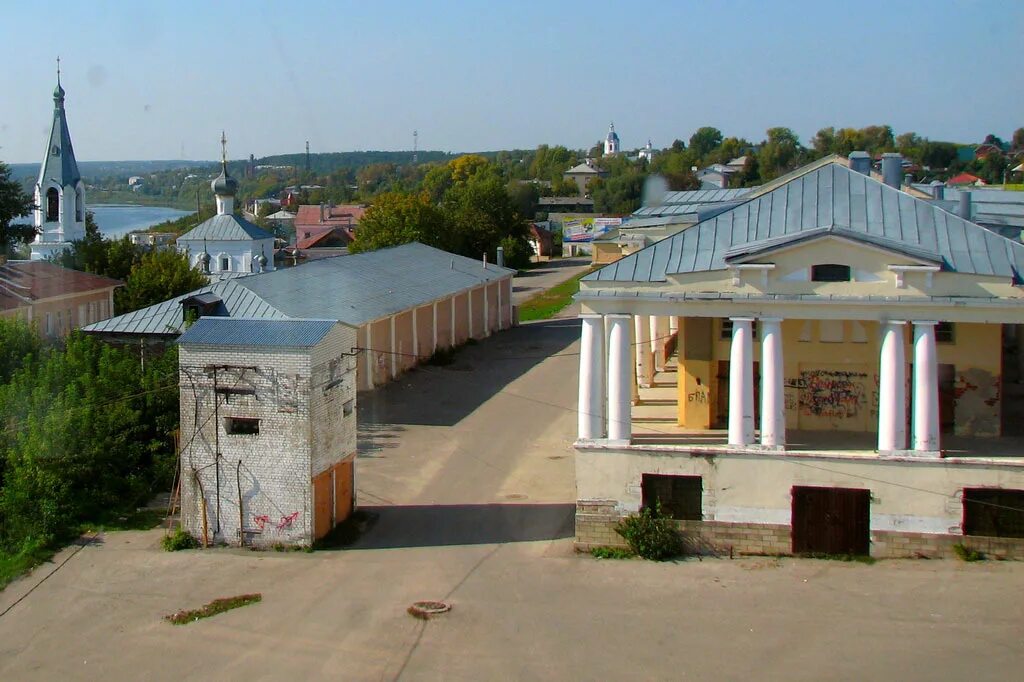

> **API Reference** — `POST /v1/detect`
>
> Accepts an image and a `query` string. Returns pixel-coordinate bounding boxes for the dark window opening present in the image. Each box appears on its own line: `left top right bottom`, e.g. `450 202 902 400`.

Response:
963 488 1024 538
935 321 954 344
46 187 59 222
220 256 230 271
225 417 260 435
75 189 83 222
811 264 851 282
721 319 759 340
641 474 702 520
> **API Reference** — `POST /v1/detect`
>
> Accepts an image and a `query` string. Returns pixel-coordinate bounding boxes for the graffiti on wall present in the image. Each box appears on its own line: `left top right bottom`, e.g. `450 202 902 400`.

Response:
796 369 868 419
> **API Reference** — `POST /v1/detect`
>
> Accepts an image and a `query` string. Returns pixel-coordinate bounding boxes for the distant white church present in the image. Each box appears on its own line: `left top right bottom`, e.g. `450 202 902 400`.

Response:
604 123 620 156
176 133 275 281
30 69 85 261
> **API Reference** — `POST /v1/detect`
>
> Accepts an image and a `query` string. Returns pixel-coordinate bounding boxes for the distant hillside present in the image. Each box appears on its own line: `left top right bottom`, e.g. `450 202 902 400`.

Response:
257 150 454 174
7 160 214 185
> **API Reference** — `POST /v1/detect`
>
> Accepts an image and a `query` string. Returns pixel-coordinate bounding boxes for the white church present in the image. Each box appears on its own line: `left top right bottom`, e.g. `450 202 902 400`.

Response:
176 134 275 281
30 71 86 261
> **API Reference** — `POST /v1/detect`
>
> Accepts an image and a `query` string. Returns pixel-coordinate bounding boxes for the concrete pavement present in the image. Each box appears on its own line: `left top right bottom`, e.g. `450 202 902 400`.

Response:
511 257 591 306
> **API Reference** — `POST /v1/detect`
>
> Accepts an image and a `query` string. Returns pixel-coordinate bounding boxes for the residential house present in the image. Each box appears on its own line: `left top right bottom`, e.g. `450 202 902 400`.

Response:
83 242 515 391
293 204 367 249
128 232 176 250
574 155 1024 559
0 259 120 337
562 163 606 197
177 318 357 547
948 172 984 186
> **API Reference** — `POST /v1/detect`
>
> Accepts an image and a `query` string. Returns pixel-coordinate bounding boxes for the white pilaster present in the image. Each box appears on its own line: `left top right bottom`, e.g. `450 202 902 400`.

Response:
878 320 908 452
607 314 632 443
634 314 653 388
578 314 606 440
389 315 397 378
728 317 755 446
760 317 785 448
912 321 940 454
669 316 679 335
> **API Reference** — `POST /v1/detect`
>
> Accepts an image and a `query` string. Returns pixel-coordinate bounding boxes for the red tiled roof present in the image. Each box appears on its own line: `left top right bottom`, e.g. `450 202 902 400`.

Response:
947 173 983 186
294 204 367 229
295 225 354 249
0 261 122 303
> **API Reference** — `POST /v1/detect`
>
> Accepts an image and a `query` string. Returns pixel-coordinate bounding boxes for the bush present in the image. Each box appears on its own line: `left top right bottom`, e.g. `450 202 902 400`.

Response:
615 503 683 561
161 527 199 551
952 543 985 562
590 546 634 559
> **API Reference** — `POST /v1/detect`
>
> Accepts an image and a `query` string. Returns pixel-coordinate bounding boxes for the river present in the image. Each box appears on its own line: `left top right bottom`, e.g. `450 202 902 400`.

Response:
89 204 191 239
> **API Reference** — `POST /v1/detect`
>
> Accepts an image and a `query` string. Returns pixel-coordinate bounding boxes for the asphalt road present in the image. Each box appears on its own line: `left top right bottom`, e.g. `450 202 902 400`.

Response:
1 319 1023 681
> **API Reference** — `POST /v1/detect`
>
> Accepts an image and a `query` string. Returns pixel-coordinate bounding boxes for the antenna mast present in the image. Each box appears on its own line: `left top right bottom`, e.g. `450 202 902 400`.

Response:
413 130 418 164
305 140 310 172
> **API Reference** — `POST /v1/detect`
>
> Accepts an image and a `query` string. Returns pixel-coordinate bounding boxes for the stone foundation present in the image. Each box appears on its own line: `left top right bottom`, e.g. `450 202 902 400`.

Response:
576 502 1024 559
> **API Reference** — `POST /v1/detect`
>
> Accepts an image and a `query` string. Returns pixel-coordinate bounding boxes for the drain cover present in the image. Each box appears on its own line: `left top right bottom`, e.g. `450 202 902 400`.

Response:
408 600 451 619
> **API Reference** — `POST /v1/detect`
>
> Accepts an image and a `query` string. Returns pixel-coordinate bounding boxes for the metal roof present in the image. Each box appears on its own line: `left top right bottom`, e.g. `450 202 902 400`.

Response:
177 318 340 348
587 161 1024 283
177 214 275 242
911 185 1024 232
657 188 755 205
38 84 81 188
632 200 747 218
83 242 515 336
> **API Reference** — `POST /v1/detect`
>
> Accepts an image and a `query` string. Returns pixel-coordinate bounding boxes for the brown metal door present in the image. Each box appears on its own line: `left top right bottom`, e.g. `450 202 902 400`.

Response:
312 470 333 540
938 364 955 433
334 460 354 524
791 486 870 555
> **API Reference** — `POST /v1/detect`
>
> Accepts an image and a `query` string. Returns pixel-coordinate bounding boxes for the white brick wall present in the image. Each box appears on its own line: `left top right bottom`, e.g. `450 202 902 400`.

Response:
178 324 357 547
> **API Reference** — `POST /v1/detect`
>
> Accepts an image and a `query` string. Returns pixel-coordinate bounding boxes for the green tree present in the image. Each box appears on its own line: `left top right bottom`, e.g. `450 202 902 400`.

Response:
0 162 35 258
114 249 209 315
590 171 646 214
349 191 448 253
688 126 724 160
0 318 42 384
1012 128 1024 153
758 127 804 181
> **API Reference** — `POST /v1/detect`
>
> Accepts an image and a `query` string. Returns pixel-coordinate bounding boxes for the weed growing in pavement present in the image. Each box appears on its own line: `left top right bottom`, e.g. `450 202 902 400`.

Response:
165 593 262 625
161 527 198 551
590 546 635 559
952 543 985 562
615 503 683 561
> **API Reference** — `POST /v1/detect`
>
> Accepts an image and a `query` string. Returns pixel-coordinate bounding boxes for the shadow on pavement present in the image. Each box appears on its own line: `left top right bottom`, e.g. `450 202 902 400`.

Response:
357 318 580 428
345 503 575 549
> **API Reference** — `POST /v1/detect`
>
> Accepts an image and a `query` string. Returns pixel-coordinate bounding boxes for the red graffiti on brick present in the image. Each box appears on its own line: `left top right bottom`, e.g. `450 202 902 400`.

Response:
277 512 300 529
252 515 271 530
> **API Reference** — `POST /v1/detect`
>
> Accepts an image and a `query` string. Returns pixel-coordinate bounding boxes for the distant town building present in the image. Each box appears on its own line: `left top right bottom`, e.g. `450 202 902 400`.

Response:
177 318 358 547
127 176 144 188
0 259 120 337
562 163 606 197
293 204 367 248
30 72 85 261
176 134 275 280
638 140 655 163
604 122 620 156
128 232 176 250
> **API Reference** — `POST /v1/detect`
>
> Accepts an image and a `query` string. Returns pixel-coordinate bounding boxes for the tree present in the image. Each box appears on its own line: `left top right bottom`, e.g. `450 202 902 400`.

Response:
114 249 209 315
688 127 723 160
442 171 528 261
0 318 42 384
1012 128 1024 153
348 191 448 253
758 127 803 181
590 171 646 214
0 162 35 258
983 133 1005 148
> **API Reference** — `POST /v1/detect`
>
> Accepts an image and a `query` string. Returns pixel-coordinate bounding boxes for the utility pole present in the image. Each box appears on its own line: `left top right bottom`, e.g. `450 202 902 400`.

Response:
305 140 310 173
413 130 418 164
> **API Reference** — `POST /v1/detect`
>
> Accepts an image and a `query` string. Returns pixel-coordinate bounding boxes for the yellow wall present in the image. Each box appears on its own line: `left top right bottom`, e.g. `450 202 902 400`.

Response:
676 317 1002 436
592 242 623 265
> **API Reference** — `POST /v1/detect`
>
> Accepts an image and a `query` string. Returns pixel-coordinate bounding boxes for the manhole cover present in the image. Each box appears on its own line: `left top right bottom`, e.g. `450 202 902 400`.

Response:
408 600 451 620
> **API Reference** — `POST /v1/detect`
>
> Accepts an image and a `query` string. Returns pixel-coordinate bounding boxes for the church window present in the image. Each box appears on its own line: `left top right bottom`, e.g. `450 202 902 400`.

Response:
811 264 851 282
220 256 231 271
46 187 59 222
75 188 83 222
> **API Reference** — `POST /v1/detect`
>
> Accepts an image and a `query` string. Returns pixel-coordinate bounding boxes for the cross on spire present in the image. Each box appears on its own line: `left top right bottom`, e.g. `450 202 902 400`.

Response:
56 56 61 85
220 130 227 165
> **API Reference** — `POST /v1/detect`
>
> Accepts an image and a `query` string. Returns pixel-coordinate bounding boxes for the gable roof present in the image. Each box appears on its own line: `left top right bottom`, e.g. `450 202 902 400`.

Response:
83 242 514 336
178 214 274 242
586 161 1024 283
294 204 367 228
0 261 120 305
565 163 600 175
178 318 343 348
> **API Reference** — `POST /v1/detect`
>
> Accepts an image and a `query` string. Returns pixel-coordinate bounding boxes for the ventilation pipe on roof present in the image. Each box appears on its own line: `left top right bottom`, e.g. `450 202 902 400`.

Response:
904 173 913 188
930 181 945 200
958 191 972 220
881 153 903 189
849 151 871 175
496 246 505 268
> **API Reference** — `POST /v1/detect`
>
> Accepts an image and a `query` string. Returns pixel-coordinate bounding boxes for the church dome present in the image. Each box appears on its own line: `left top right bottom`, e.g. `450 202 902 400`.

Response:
211 165 238 196
606 123 619 143
53 82 65 101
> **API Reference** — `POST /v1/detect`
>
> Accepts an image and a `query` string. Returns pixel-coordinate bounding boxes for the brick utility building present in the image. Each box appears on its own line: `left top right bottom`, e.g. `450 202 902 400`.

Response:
83 242 515 390
178 318 357 547
0 258 120 337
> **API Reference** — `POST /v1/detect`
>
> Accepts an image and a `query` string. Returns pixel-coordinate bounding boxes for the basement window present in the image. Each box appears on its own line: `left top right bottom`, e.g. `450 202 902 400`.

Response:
641 474 703 520
225 417 260 435
811 264 851 282
935 321 954 344
963 488 1024 538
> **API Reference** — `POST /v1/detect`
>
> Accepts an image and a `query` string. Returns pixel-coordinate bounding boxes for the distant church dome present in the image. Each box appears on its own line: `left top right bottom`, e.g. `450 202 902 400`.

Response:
211 167 238 197
604 122 620 155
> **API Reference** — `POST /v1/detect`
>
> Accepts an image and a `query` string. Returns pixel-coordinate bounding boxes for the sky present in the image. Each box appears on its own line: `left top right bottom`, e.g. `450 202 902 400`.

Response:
1 0 1021 163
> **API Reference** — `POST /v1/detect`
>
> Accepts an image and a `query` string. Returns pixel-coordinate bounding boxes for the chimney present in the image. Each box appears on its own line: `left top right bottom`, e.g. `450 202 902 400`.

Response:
958 191 972 220
719 172 729 189
881 153 903 189
929 180 944 200
904 173 913 187
496 246 505 268
849 151 871 175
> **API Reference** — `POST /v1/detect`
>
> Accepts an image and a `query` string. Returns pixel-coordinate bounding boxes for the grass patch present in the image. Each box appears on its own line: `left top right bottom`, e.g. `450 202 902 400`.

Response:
165 593 262 625
800 552 876 564
0 538 57 591
161 527 199 551
952 543 985 562
82 508 167 533
590 546 635 559
517 268 596 322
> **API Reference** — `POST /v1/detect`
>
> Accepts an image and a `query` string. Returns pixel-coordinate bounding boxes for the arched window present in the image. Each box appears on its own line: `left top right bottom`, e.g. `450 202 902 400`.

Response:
46 187 60 222
75 187 83 222
219 254 231 272
811 264 851 282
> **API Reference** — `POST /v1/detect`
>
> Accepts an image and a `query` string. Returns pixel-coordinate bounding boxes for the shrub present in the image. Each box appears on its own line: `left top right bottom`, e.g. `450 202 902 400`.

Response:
952 543 985 562
161 527 199 551
615 503 683 561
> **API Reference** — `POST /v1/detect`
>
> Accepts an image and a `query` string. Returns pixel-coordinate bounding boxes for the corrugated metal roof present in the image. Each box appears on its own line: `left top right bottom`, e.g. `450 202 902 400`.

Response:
587 161 1024 283
911 185 1024 232
39 87 81 187
83 242 514 336
658 188 755 205
178 214 274 242
177 318 339 348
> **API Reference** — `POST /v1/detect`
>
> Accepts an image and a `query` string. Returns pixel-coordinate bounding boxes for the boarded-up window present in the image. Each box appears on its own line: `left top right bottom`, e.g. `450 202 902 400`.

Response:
641 474 702 520
963 488 1024 538
225 417 260 435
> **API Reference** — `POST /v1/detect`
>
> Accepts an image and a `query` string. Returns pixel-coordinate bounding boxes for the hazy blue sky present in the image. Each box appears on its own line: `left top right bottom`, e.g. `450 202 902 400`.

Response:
2 1 1021 162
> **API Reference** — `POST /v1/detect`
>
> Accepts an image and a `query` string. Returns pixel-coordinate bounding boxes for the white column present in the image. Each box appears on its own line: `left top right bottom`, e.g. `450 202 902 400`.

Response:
669 316 679 335
607 314 633 443
634 314 653 388
878 320 908 452
912 321 940 453
578 314 606 440
728 317 755 446
759 318 785 448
